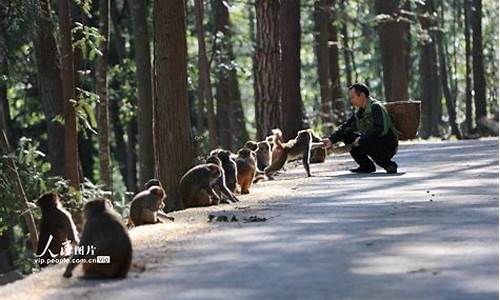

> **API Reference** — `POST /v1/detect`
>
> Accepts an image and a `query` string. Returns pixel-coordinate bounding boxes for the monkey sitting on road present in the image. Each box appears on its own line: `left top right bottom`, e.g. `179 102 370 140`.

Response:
36 192 79 267
264 129 323 178
128 183 169 227
255 141 272 172
63 198 132 278
236 148 257 194
180 163 222 208
310 131 327 163
206 155 240 203
210 149 238 193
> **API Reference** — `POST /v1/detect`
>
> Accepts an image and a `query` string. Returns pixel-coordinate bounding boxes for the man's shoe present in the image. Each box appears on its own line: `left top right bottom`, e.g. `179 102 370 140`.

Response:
350 167 376 173
385 162 398 174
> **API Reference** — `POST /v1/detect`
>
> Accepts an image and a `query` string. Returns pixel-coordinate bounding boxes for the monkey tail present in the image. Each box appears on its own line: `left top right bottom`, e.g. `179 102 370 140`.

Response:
272 128 284 150
253 174 268 183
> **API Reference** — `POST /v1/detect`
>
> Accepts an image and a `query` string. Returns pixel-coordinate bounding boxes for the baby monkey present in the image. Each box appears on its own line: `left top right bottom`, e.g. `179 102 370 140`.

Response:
128 179 170 227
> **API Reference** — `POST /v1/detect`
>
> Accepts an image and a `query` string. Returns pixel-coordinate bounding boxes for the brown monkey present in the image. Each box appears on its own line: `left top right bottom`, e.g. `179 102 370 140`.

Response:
255 141 272 171
265 129 323 178
206 155 240 203
128 185 167 227
243 140 258 151
309 131 327 163
236 148 257 194
63 198 132 278
180 163 222 208
269 129 284 164
36 192 79 267
210 149 238 193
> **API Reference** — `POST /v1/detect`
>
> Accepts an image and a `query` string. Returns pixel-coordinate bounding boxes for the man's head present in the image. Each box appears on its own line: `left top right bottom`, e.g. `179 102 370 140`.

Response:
348 83 370 108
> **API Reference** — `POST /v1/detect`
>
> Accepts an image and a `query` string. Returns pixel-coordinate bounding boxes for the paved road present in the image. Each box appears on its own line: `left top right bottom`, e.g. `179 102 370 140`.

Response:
1 139 498 300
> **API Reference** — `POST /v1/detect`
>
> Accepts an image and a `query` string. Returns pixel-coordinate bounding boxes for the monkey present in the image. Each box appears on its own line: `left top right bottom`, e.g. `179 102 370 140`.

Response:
309 131 327 163
210 149 238 193
269 129 285 165
206 155 240 203
63 198 132 278
264 129 323 178
235 148 257 194
243 140 258 151
255 141 272 171
128 184 167 227
36 192 79 267
180 163 222 208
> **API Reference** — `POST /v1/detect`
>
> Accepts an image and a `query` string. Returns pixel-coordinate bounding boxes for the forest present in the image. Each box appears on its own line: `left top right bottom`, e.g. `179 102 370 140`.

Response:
0 0 498 276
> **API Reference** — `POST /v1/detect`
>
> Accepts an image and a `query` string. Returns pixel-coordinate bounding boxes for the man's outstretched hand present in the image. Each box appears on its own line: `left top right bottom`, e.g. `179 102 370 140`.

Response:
321 138 332 148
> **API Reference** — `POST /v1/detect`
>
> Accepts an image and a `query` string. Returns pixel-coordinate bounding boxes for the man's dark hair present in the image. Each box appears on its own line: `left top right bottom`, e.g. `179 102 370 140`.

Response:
348 83 370 97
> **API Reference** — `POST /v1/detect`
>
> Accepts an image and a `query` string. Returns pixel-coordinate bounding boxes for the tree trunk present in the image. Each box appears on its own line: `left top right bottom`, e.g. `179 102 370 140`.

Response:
32 0 65 177
109 0 130 187
59 0 80 189
0 52 12 144
340 0 352 87
128 0 155 185
374 0 409 102
213 0 248 149
154 0 193 211
97 0 112 191
329 2 345 125
418 0 441 138
314 0 332 131
0 131 38 251
471 0 487 126
464 0 473 134
255 0 281 140
194 0 217 149
279 0 305 140
126 120 138 192
437 3 462 139
213 0 232 149
248 2 259 137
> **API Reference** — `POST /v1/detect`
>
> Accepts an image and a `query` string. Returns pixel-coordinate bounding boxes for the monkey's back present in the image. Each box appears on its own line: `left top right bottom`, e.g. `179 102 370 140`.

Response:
82 213 132 278
222 159 238 192
38 208 75 259
179 165 211 207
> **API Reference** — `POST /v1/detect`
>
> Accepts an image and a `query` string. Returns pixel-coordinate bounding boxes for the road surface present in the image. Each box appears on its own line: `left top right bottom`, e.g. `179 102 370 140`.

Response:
1 138 498 300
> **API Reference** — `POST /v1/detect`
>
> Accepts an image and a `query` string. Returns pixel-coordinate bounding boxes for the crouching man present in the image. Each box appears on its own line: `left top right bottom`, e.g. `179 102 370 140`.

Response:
322 83 399 173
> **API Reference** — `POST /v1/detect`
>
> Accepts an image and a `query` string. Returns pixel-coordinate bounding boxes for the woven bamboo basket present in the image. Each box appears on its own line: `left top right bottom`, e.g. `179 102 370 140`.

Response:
384 100 421 140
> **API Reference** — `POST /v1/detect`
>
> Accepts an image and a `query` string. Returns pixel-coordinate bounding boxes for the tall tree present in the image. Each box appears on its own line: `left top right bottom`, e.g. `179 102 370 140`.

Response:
32 0 65 177
329 1 345 125
340 0 353 87
255 0 281 140
471 0 488 127
374 0 409 102
437 2 462 138
213 0 248 149
59 0 80 189
110 1 134 190
280 0 305 140
97 0 111 190
128 0 155 185
194 0 217 149
417 0 441 138
154 0 193 211
314 0 332 131
463 0 473 134
248 1 259 135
